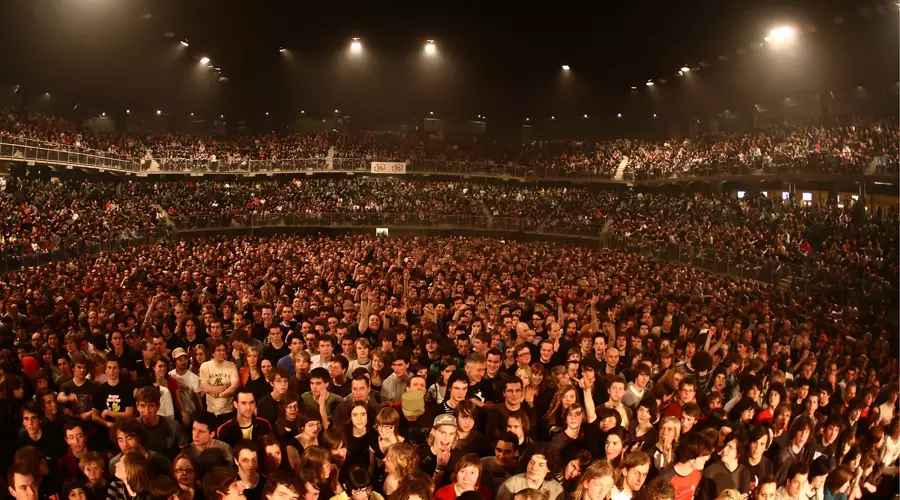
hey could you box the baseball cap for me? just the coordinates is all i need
[171,347,188,359]
[401,390,425,417]
[433,413,457,428]
[54,296,65,304]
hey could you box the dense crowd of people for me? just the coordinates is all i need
[0,233,896,500]
[0,178,895,290]
[2,107,897,178]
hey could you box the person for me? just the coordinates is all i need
[655,433,712,500]
[109,417,172,475]
[79,451,108,500]
[433,453,493,500]
[108,451,151,500]
[383,441,418,496]
[58,421,91,481]
[200,339,240,428]
[276,333,305,374]
[168,347,202,427]
[202,466,246,500]
[496,445,564,500]
[419,413,460,487]
[240,345,272,403]
[58,354,96,422]
[301,367,342,424]
[454,400,487,456]
[344,401,375,472]
[329,356,352,398]
[257,367,291,426]
[233,439,265,500]
[481,432,520,493]
[7,463,40,500]
[775,417,814,485]
[700,433,751,500]
[331,466,385,500]
[135,385,189,460]
[573,460,616,500]
[776,463,809,500]
[172,453,198,499]
[612,451,651,500]
[19,401,64,470]
[426,360,457,406]
[185,412,233,461]
[216,387,273,447]
[262,471,304,500]
[333,373,381,429]
[823,466,853,500]
[381,350,411,403]
[92,354,135,430]
[743,426,774,489]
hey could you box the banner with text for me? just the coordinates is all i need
[370,161,407,174]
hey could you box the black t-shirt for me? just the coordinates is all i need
[345,427,373,470]
[742,456,774,489]
[262,344,290,366]
[59,379,97,415]
[93,380,135,416]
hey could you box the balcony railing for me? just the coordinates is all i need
[1,135,895,182]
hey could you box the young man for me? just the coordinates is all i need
[261,325,289,366]
[203,466,246,500]
[200,339,240,428]
[742,426,775,488]
[233,439,265,500]
[605,375,633,428]
[7,463,39,500]
[495,444,564,500]
[439,371,471,415]
[92,354,134,429]
[419,413,461,487]
[776,463,809,500]
[485,376,535,441]
[615,451,653,499]
[58,421,91,482]
[481,432,520,493]
[310,336,335,371]
[169,347,203,425]
[664,379,697,418]
[328,356,351,398]
[216,387,273,447]
[185,412,233,461]
[655,433,712,500]
[257,368,291,425]
[18,402,64,469]
[57,354,96,422]
[108,417,172,472]
[276,333,305,375]
[333,373,381,429]
[622,364,652,411]
[300,367,342,423]
[136,385,189,460]
[381,349,411,403]
[701,433,751,498]
[262,472,301,500]
[288,351,312,396]
[775,417,814,485]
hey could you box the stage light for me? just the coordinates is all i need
[424,40,436,55]
[561,64,570,71]
[525,117,530,121]
[301,110,305,114]
[429,111,434,115]
[190,112,194,117]
[220,114,224,119]
[156,110,161,115]
[265,112,270,116]
[653,113,657,118]
[126,109,130,114]
[350,38,362,53]
[767,26,796,42]
[646,80,655,87]
[617,113,622,118]
[279,47,286,53]
[101,112,106,117]
[583,114,589,119]
[680,66,690,73]
[200,56,210,65]
[334,109,339,113]
[551,116,555,120]
[631,86,638,90]
[180,40,189,47]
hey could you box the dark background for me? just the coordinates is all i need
[0,0,897,139]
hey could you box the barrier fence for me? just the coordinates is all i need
[2,136,895,181]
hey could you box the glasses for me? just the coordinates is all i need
[175,468,195,474]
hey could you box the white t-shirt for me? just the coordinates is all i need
[199,360,238,415]
[169,369,201,416]
[158,385,175,418]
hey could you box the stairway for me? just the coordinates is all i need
[613,156,629,181]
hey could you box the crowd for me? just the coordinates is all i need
[2,107,897,178]
[0,178,896,289]
[0,233,896,500]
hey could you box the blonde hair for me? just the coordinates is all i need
[573,460,617,500]
[516,366,533,386]
[659,416,682,444]
[385,442,419,478]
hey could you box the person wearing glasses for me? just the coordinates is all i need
[329,466,385,500]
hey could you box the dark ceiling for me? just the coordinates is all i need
[0,0,897,134]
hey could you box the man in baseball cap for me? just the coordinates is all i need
[169,347,202,424]
[421,413,459,486]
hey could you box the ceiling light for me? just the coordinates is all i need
[617,113,622,118]
[180,40,189,47]
[681,66,690,73]
[561,64,570,71]
[350,38,362,53]
[200,56,210,65]
[156,110,161,115]
[424,40,436,55]
[646,80,655,86]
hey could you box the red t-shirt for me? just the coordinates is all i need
[657,466,701,500]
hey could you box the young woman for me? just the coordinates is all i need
[295,409,324,452]
[573,460,616,500]
[337,466,385,500]
[383,442,419,497]
[558,447,592,499]
[275,393,301,442]
[190,345,207,375]
[628,397,659,451]
[455,400,487,456]
[298,446,341,499]
[372,407,405,466]
[604,426,628,466]
[824,465,853,500]
[433,453,493,500]
[650,416,680,473]
[544,384,579,438]
[260,434,293,474]
[239,346,270,403]
[150,357,178,419]
[507,411,533,450]
[369,351,389,390]
[172,453,198,500]
[110,451,151,500]
[426,361,456,405]
[550,403,587,454]
[755,383,785,425]
[345,401,376,473]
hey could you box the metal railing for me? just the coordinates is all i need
[2,135,895,181]
[0,230,163,274]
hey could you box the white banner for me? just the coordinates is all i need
[370,161,407,174]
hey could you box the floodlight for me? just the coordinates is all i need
[617,113,622,118]
[583,114,588,118]
[680,66,690,73]
[180,40,189,47]
[561,64,570,71]
[265,112,270,116]
[646,80,655,86]
[350,38,362,53]
[653,113,657,118]
[126,109,130,114]
[551,116,555,120]
[156,110,161,115]
[101,112,106,117]
[200,56,210,65]
[424,40,436,55]
[768,26,796,42]
[525,117,530,121]
[279,47,286,53]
